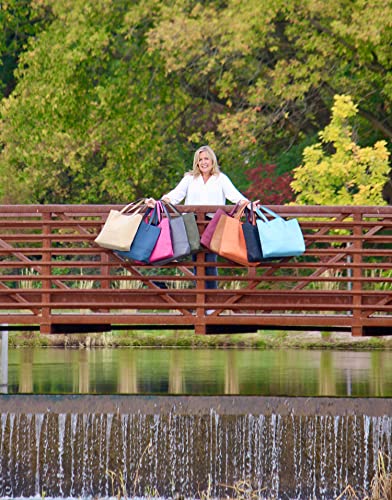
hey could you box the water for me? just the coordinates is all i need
[2,347,392,498]
[6,347,392,397]
[0,396,391,499]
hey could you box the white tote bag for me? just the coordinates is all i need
[94,200,144,251]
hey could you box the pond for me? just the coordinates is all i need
[1,346,392,499]
[5,346,392,396]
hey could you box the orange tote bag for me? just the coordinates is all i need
[210,202,251,266]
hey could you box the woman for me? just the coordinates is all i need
[147,145,249,289]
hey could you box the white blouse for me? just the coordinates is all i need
[164,172,248,205]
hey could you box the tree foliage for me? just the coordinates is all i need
[0,0,191,203]
[0,0,391,204]
[0,0,52,97]
[245,164,294,205]
[291,95,390,205]
[147,0,392,178]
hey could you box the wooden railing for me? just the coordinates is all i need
[0,204,391,336]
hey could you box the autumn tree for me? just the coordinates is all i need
[245,164,295,205]
[0,0,391,203]
[291,95,390,205]
[147,0,392,188]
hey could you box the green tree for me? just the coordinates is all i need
[0,0,191,203]
[1,0,391,204]
[147,0,392,187]
[291,95,390,205]
[0,0,52,97]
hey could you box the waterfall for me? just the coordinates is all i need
[0,396,391,499]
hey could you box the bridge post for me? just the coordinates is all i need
[0,327,8,393]
[41,211,53,335]
[351,213,364,336]
[194,251,206,335]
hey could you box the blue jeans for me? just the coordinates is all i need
[193,252,218,289]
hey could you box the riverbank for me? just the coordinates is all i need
[7,329,392,349]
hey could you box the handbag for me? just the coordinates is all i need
[115,205,161,263]
[200,201,246,250]
[153,203,191,264]
[255,205,305,258]
[182,212,201,254]
[200,208,227,249]
[210,202,251,266]
[242,205,263,262]
[94,199,144,251]
[149,202,174,263]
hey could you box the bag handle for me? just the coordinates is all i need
[255,205,282,222]
[163,201,183,217]
[246,204,256,225]
[227,200,247,217]
[119,198,145,215]
[152,201,167,224]
[144,205,161,227]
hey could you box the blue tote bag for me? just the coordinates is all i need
[255,206,305,258]
[115,206,161,263]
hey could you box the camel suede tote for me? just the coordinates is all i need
[115,206,161,263]
[94,199,144,251]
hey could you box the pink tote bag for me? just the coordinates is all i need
[149,201,174,263]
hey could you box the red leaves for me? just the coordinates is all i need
[244,164,295,205]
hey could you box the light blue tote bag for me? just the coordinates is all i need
[255,206,305,258]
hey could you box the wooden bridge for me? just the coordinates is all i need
[0,204,391,337]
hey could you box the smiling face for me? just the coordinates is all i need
[192,145,219,177]
[197,150,214,178]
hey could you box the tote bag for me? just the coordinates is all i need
[94,199,144,251]
[153,203,191,264]
[201,201,246,250]
[182,212,201,254]
[242,205,263,262]
[149,202,174,263]
[200,208,227,249]
[211,203,251,266]
[115,206,161,263]
[255,205,305,259]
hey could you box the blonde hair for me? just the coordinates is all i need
[191,145,220,177]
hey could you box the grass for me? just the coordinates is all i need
[104,453,392,500]
[6,328,392,350]
[336,452,392,500]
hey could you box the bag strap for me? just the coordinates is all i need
[163,201,183,219]
[246,204,256,225]
[254,207,268,222]
[159,200,172,220]
[152,201,167,224]
[228,200,247,217]
[255,205,281,222]
[231,201,249,220]
[144,205,160,226]
[120,198,145,215]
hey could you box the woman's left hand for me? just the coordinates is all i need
[145,198,156,208]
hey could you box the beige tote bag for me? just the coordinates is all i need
[94,200,145,251]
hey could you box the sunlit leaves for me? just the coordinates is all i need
[291,95,390,205]
[147,0,392,182]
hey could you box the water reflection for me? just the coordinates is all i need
[7,348,392,396]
